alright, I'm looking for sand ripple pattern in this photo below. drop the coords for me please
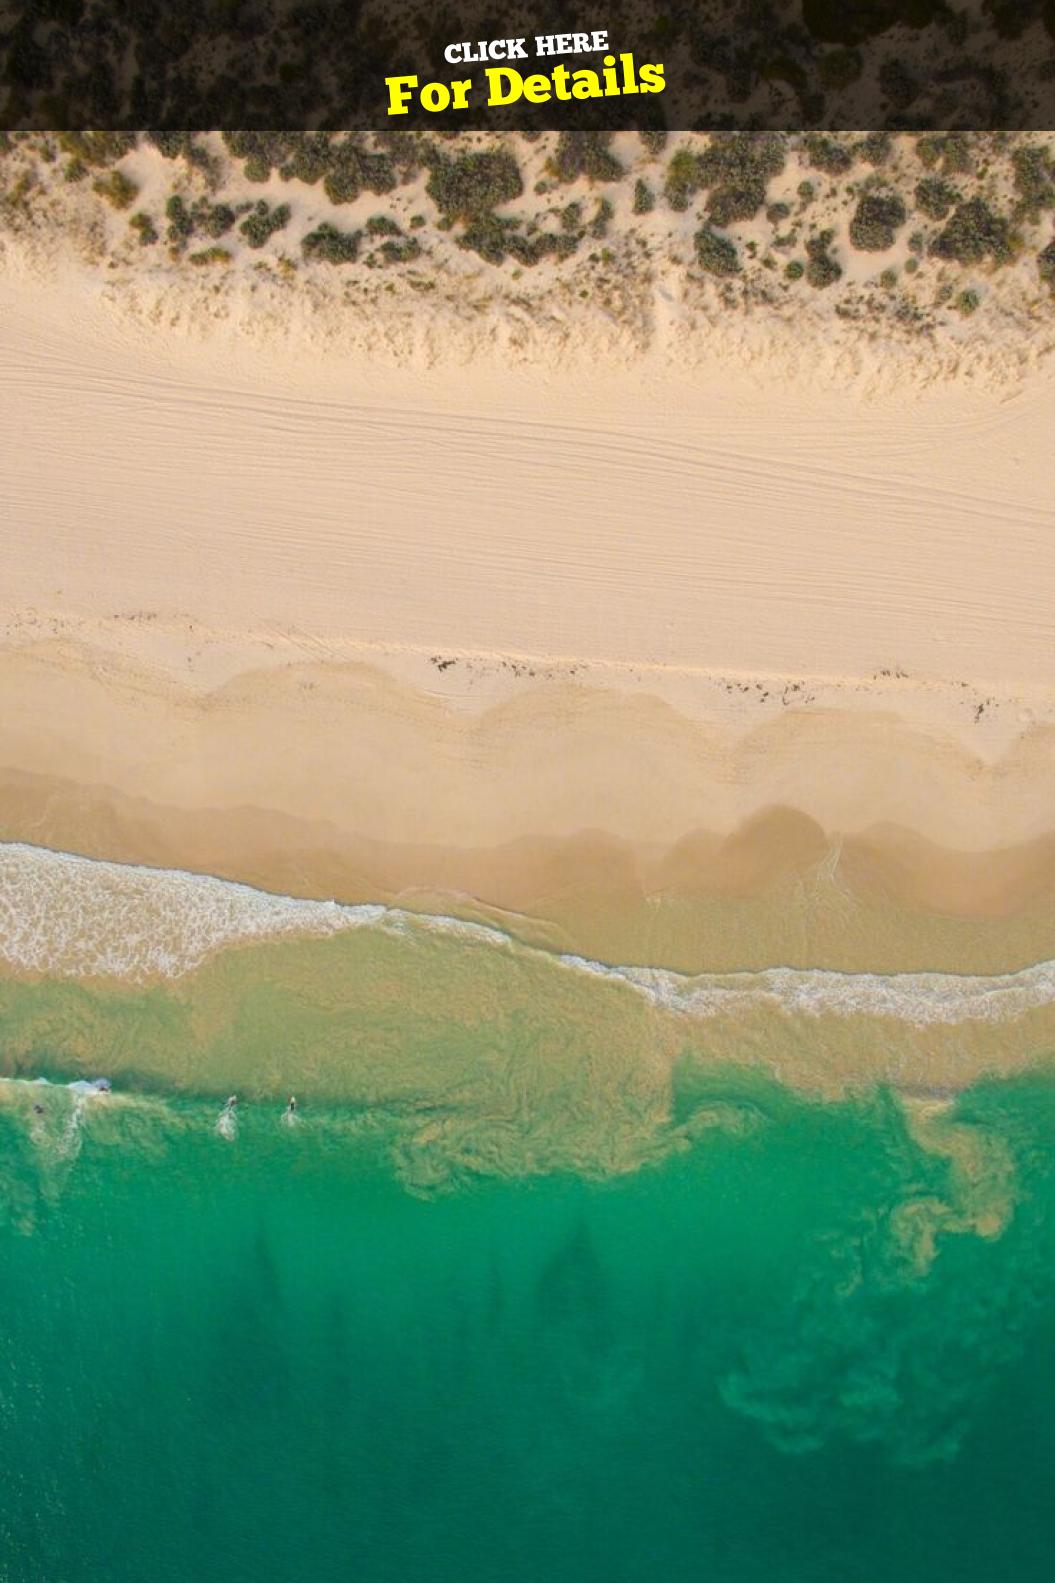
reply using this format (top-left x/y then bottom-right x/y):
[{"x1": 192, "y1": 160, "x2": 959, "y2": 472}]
[{"x1": 1, "y1": 842, "x2": 1054, "y2": 1026}]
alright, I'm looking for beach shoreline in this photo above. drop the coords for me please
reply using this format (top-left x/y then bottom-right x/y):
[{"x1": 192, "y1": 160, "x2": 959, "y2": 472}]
[{"x1": 3, "y1": 202, "x2": 1055, "y2": 987}]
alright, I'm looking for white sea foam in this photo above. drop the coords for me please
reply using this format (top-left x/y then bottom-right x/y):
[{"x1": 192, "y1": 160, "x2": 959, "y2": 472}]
[
  {"x1": 0, "y1": 841, "x2": 390, "y2": 980},
  {"x1": 1, "y1": 841, "x2": 1054, "y2": 1029}
]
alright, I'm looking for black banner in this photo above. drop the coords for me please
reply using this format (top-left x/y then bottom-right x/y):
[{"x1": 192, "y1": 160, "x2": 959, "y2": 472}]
[{"x1": 3, "y1": 0, "x2": 1055, "y2": 130}]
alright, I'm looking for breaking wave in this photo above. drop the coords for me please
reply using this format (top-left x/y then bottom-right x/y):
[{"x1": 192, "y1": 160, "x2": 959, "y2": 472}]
[{"x1": 2, "y1": 840, "x2": 1054, "y2": 1029}]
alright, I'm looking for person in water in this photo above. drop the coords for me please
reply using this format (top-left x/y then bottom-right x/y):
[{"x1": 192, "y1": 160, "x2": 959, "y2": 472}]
[
  {"x1": 223, "y1": 1094, "x2": 237, "y2": 1111},
  {"x1": 287, "y1": 1095, "x2": 297, "y2": 1115}
]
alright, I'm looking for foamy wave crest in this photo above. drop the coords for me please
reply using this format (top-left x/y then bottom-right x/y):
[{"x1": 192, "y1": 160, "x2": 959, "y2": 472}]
[
  {"x1": 2, "y1": 841, "x2": 1054, "y2": 1026},
  {"x1": 0, "y1": 842, "x2": 393, "y2": 979},
  {"x1": 559, "y1": 955, "x2": 1055, "y2": 1028}
]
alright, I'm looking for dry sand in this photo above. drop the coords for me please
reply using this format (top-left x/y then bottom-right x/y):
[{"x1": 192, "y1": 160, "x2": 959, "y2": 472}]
[{"x1": 2, "y1": 255, "x2": 1055, "y2": 976}]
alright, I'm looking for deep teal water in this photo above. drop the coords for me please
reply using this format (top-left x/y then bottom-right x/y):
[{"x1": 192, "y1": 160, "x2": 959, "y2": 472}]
[{"x1": 2, "y1": 1071, "x2": 1055, "y2": 1583}]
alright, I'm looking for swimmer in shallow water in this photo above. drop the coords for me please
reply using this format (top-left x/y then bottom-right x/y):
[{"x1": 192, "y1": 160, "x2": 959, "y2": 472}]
[
  {"x1": 223, "y1": 1095, "x2": 237, "y2": 1111},
  {"x1": 287, "y1": 1095, "x2": 296, "y2": 1115}
]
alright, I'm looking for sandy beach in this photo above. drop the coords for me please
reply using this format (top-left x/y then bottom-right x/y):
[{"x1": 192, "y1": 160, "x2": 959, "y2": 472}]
[{"x1": 1, "y1": 246, "x2": 1055, "y2": 984}]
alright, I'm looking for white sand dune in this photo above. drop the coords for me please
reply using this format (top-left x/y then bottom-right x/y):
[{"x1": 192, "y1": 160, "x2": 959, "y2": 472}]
[{"x1": 2, "y1": 267, "x2": 1054, "y2": 686}]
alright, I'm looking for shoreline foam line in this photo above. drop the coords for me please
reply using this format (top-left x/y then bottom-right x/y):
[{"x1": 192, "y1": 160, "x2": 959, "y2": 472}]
[{"x1": 2, "y1": 840, "x2": 1055, "y2": 1027}]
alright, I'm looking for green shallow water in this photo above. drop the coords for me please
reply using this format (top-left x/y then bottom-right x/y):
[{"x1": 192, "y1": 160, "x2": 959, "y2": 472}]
[{"x1": 2, "y1": 1068, "x2": 1055, "y2": 1583}]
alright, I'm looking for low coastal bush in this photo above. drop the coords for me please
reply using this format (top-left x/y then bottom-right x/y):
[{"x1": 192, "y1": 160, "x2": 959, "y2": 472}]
[
  {"x1": 915, "y1": 177, "x2": 958, "y2": 220},
  {"x1": 550, "y1": 132, "x2": 622, "y2": 183},
  {"x1": 196, "y1": 201, "x2": 236, "y2": 239},
  {"x1": 188, "y1": 247, "x2": 231, "y2": 267},
  {"x1": 366, "y1": 215, "x2": 402, "y2": 237},
  {"x1": 633, "y1": 179, "x2": 654, "y2": 215},
  {"x1": 848, "y1": 192, "x2": 907, "y2": 251},
  {"x1": 805, "y1": 232, "x2": 842, "y2": 287},
  {"x1": 785, "y1": 258, "x2": 805, "y2": 280},
  {"x1": 426, "y1": 151, "x2": 523, "y2": 221},
  {"x1": 590, "y1": 197, "x2": 613, "y2": 238},
  {"x1": 804, "y1": 133, "x2": 855, "y2": 174},
  {"x1": 59, "y1": 132, "x2": 135, "y2": 168},
  {"x1": 931, "y1": 198, "x2": 1012, "y2": 266},
  {"x1": 1038, "y1": 237, "x2": 1055, "y2": 289},
  {"x1": 707, "y1": 180, "x2": 767, "y2": 226},
  {"x1": 664, "y1": 149, "x2": 701, "y2": 211},
  {"x1": 858, "y1": 131, "x2": 892, "y2": 166},
  {"x1": 302, "y1": 223, "x2": 361, "y2": 264},
  {"x1": 379, "y1": 236, "x2": 422, "y2": 265},
  {"x1": 239, "y1": 201, "x2": 292, "y2": 249},
  {"x1": 955, "y1": 288, "x2": 980, "y2": 315},
  {"x1": 916, "y1": 132, "x2": 973, "y2": 174},
  {"x1": 694, "y1": 226, "x2": 740, "y2": 276},
  {"x1": 221, "y1": 134, "x2": 397, "y2": 206},
  {"x1": 165, "y1": 194, "x2": 193, "y2": 244},
  {"x1": 129, "y1": 211, "x2": 158, "y2": 245},
  {"x1": 93, "y1": 169, "x2": 137, "y2": 209},
  {"x1": 1011, "y1": 146, "x2": 1055, "y2": 221}
]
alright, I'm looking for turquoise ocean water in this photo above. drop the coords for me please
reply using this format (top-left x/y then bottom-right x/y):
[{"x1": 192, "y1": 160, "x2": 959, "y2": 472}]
[{"x1": 2, "y1": 1066, "x2": 1054, "y2": 1583}]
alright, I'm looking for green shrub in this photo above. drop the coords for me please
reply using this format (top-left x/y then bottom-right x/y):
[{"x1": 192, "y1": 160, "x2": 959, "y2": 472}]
[
  {"x1": 93, "y1": 170, "x2": 138, "y2": 210},
  {"x1": 1038, "y1": 237, "x2": 1055, "y2": 289},
  {"x1": 805, "y1": 233, "x2": 842, "y2": 288},
  {"x1": 129, "y1": 211, "x2": 158, "y2": 245},
  {"x1": 196, "y1": 201, "x2": 236, "y2": 239},
  {"x1": 931, "y1": 199, "x2": 1012, "y2": 266},
  {"x1": 590, "y1": 197, "x2": 614, "y2": 238},
  {"x1": 640, "y1": 130, "x2": 668, "y2": 156},
  {"x1": 58, "y1": 132, "x2": 135, "y2": 168},
  {"x1": 797, "y1": 180, "x2": 815, "y2": 203},
  {"x1": 665, "y1": 149, "x2": 701, "y2": 211},
  {"x1": 766, "y1": 201, "x2": 791, "y2": 223},
  {"x1": 915, "y1": 177, "x2": 957, "y2": 221},
  {"x1": 858, "y1": 132, "x2": 892, "y2": 166},
  {"x1": 560, "y1": 201, "x2": 582, "y2": 232},
  {"x1": 239, "y1": 201, "x2": 292, "y2": 249},
  {"x1": 426, "y1": 151, "x2": 522, "y2": 220},
  {"x1": 550, "y1": 132, "x2": 622, "y2": 183},
  {"x1": 804, "y1": 134, "x2": 854, "y2": 174},
  {"x1": 380, "y1": 237, "x2": 422, "y2": 264},
  {"x1": 698, "y1": 134, "x2": 786, "y2": 191},
  {"x1": 954, "y1": 288, "x2": 979, "y2": 315},
  {"x1": 457, "y1": 212, "x2": 519, "y2": 264},
  {"x1": 188, "y1": 247, "x2": 231, "y2": 267},
  {"x1": 321, "y1": 139, "x2": 397, "y2": 205},
  {"x1": 785, "y1": 258, "x2": 804, "y2": 280},
  {"x1": 302, "y1": 223, "x2": 361, "y2": 264},
  {"x1": 1011, "y1": 146, "x2": 1055, "y2": 221},
  {"x1": 694, "y1": 227, "x2": 740, "y2": 276},
  {"x1": 848, "y1": 192, "x2": 907, "y2": 251},
  {"x1": 707, "y1": 180, "x2": 767, "y2": 226},
  {"x1": 633, "y1": 178, "x2": 654, "y2": 215},
  {"x1": 366, "y1": 215, "x2": 401, "y2": 237},
  {"x1": 165, "y1": 194, "x2": 193, "y2": 244}
]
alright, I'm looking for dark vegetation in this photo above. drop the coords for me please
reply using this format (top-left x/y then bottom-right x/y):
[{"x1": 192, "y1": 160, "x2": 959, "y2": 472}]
[
  {"x1": 805, "y1": 232, "x2": 842, "y2": 288},
  {"x1": 694, "y1": 227, "x2": 740, "y2": 276},
  {"x1": 239, "y1": 200, "x2": 291, "y2": 249},
  {"x1": 915, "y1": 177, "x2": 958, "y2": 220},
  {"x1": 302, "y1": 223, "x2": 360, "y2": 264},
  {"x1": 549, "y1": 133, "x2": 622, "y2": 184},
  {"x1": 849, "y1": 192, "x2": 907, "y2": 250},
  {"x1": 930, "y1": 199, "x2": 1013, "y2": 266}
]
